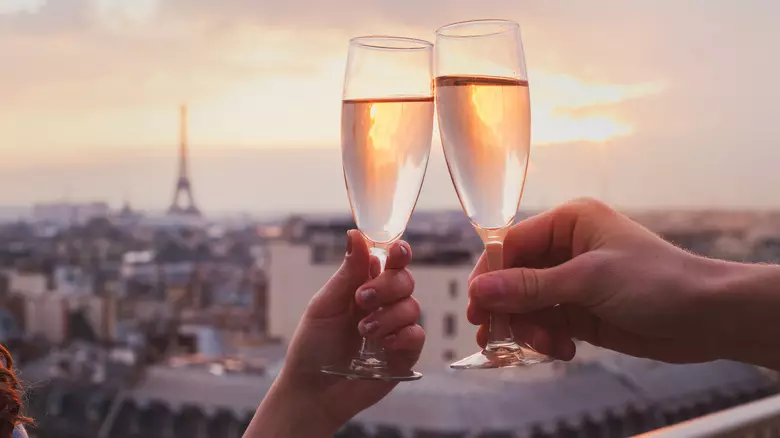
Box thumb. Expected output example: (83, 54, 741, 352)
(307, 230, 371, 318)
(469, 258, 592, 313)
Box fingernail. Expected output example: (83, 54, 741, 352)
(346, 231, 353, 255)
(399, 243, 409, 257)
(358, 288, 376, 307)
(476, 275, 505, 299)
(361, 320, 379, 336)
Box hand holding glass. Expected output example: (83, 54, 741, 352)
(435, 20, 554, 369)
(321, 36, 434, 381)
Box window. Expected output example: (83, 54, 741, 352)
(448, 279, 458, 299)
(442, 349, 456, 361)
(311, 246, 327, 264)
(444, 313, 456, 337)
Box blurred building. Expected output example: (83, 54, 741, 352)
(6, 265, 117, 345)
(116, 232, 268, 363)
(5, 210, 780, 438)
(267, 239, 481, 370)
(33, 202, 111, 227)
(75, 356, 776, 438)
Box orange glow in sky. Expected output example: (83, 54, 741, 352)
(530, 73, 663, 145)
(182, 65, 662, 149)
(0, 11, 664, 158)
(3, 0, 779, 212)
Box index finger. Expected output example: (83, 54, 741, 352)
(468, 252, 488, 284)
(470, 199, 609, 284)
(385, 240, 412, 271)
(467, 209, 557, 284)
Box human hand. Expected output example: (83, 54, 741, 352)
(467, 198, 737, 365)
(247, 230, 423, 437)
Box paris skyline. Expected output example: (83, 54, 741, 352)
(1, 1, 780, 213)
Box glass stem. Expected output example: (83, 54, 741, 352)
(356, 245, 389, 365)
(485, 241, 515, 347)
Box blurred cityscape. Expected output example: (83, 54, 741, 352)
(0, 106, 775, 438)
(2, 199, 779, 438)
(3, 1, 780, 436)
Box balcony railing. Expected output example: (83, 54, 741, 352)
(637, 393, 780, 438)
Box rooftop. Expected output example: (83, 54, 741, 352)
(93, 358, 776, 437)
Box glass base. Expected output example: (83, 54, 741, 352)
(321, 357, 422, 382)
(450, 342, 554, 370)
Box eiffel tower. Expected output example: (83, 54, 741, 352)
(167, 104, 201, 216)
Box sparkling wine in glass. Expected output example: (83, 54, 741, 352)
(435, 19, 554, 369)
(321, 36, 434, 381)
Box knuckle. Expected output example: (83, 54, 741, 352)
(560, 197, 605, 217)
(389, 325, 412, 345)
(586, 254, 609, 280)
(391, 297, 418, 319)
(403, 324, 424, 343)
(399, 240, 412, 259)
(333, 262, 352, 282)
(573, 253, 613, 301)
(397, 268, 415, 294)
(413, 325, 425, 343)
(380, 298, 419, 325)
(517, 268, 541, 308)
(575, 197, 611, 217)
(406, 297, 421, 317)
(581, 251, 608, 276)
(567, 196, 597, 208)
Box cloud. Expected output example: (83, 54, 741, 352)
(0, 0, 345, 111)
(0, 0, 93, 32)
(2, 0, 780, 210)
(0, 0, 44, 15)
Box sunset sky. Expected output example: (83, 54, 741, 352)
(1, 0, 779, 214)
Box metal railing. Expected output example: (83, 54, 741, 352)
(636, 393, 780, 438)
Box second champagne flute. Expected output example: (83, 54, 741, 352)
(435, 19, 554, 369)
(321, 36, 434, 381)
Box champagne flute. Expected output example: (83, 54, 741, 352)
(321, 36, 434, 381)
(435, 19, 553, 369)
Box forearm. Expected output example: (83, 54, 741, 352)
(244, 378, 340, 438)
(702, 258, 780, 369)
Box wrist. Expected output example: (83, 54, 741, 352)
(697, 257, 780, 368)
(246, 376, 341, 438)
